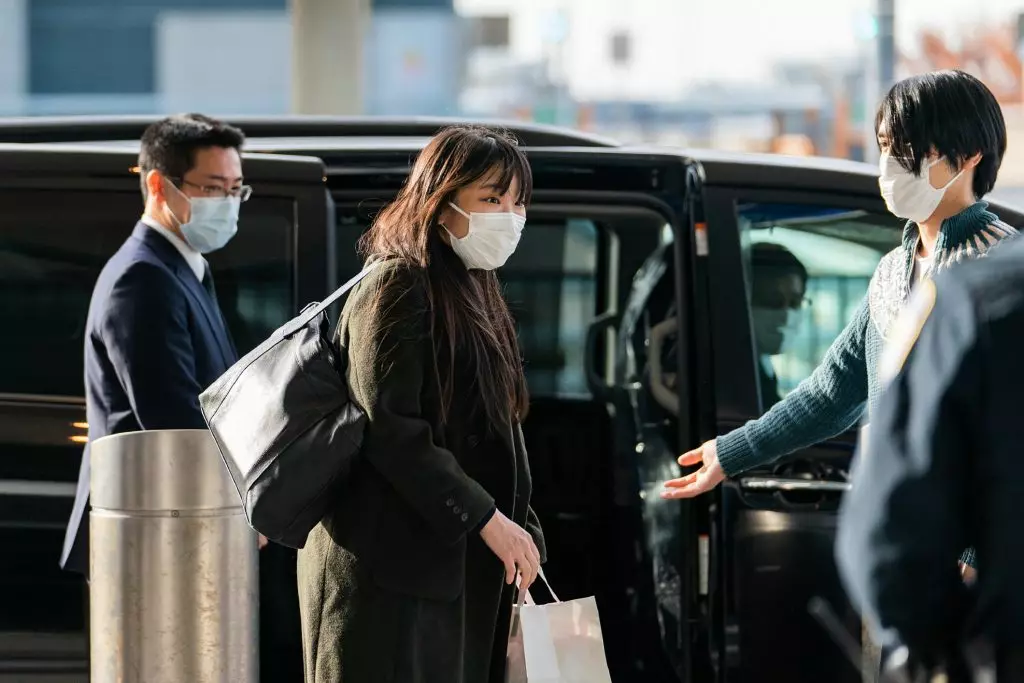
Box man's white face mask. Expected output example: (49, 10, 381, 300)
(878, 153, 963, 224)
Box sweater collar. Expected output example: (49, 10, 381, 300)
(901, 201, 996, 257)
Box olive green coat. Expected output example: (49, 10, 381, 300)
(297, 259, 546, 683)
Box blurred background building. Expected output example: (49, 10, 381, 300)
(3, 0, 1024, 200)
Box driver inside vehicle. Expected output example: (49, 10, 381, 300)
(749, 242, 809, 412)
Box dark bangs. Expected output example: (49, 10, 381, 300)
(875, 70, 1006, 197)
(456, 128, 533, 205)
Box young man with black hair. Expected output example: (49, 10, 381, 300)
(664, 68, 1018, 682)
(663, 69, 1016, 557)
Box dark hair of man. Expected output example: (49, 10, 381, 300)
(137, 113, 245, 200)
(875, 70, 1006, 198)
(751, 242, 808, 289)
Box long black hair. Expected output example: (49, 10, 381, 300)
(359, 126, 532, 428)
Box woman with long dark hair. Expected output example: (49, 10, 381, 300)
(297, 125, 545, 683)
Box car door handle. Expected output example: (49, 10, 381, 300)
(738, 476, 851, 493)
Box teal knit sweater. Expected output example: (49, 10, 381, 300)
(715, 202, 1018, 567)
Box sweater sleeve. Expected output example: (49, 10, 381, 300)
(716, 296, 872, 477)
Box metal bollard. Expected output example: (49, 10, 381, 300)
(89, 429, 258, 682)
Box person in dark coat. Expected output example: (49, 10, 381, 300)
(297, 126, 546, 683)
(836, 234, 1024, 679)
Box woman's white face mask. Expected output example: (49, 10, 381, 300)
(878, 153, 963, 223)
(444, 202, 526, 271)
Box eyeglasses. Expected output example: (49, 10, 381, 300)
(754, 291, 812, 311)
(171, 177, 252, 202)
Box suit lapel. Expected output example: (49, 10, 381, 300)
(133, 223, 236, 370)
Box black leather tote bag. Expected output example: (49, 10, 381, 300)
(199, 262, 378, 549)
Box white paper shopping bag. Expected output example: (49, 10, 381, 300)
(515, 569, 613, 683)
(506, 595, 528, 683)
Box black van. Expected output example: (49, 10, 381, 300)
(0, 117, 1020, 682)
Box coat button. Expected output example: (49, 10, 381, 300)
(446, 498, 455, 507)
(460, 513, 469, 522)
(453, 506, 461, 514)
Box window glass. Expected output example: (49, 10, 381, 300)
(209, 197, 295, 354)
(0, 189, 295, 396)
(737, 202, 903, 411)
(503, 218, 599, 396)
(333, 210, 600, 397)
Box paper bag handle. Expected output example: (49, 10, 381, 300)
(516, 567, 560, 607)
(537, 567, 559, 602)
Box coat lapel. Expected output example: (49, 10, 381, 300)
(133, 223, 236, 370)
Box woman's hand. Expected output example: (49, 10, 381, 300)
(480, 510, 542, 591)
(960, 562, 977, 585)
(661, 438, 726, 499)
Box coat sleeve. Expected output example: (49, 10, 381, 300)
(346, 271, 496, 546)
(835, 278, 977, 655)
(526, 505, 547, 565)
(98, 262, 208, 430)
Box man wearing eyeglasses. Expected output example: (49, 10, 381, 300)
(749, 242, 809, 412)
(61, 113, 254, 578)
(61, 113, 309, 680)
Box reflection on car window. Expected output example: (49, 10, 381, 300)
(737, 202, 903, 412)
(0, 189, 295, 397)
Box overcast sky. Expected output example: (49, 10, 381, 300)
(460, 0, 1024, 88)
(666, 0, 1024, 84)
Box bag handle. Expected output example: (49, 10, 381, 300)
(517, 567, 560, 607)
(537, 567, 560, 603)
(304, 260, 381, 319)
(281, 260, 381, 338)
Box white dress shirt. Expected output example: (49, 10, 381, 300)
(140, 214, 206, 282)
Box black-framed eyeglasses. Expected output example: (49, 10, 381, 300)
(753, 292, 812, 311)
(171, 177, 252, 202)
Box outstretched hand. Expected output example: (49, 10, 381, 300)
(661, 438, 726, 499)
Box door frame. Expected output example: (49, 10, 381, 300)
(698, 184, 917, 682)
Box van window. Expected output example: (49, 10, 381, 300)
(737, 202, 903, 411)
(504, 218, 599, 397)
(334, 213, 600, 398)
(0, 189, 295, 397)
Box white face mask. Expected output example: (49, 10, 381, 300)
(751, 306, 802, 356)
(167, 180, 241, 254)
(878, 153, 963, 223)
(445, 202, 525, 271)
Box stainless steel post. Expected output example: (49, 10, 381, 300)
(89, 429, 258, 683)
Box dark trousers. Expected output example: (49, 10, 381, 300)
(260, 543, 305, 682)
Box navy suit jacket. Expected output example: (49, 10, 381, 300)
(60, 222, 237, 574)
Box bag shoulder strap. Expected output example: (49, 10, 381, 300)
(301, 260, 381, 321)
